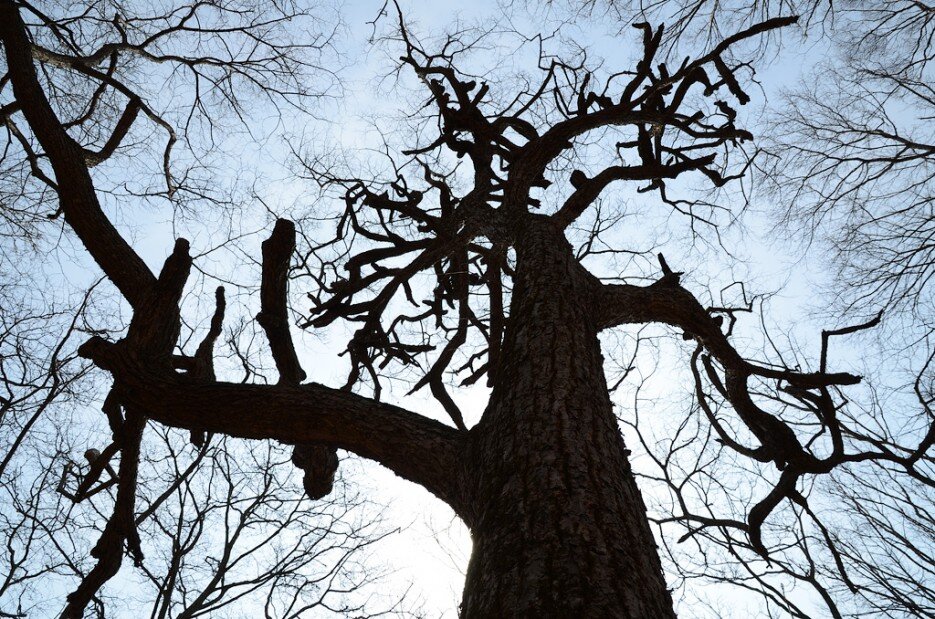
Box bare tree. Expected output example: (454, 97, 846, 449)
(129, 431, 398, 619)
(2, 0, 933, 617)
(759, 2, 935, 323)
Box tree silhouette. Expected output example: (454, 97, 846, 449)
(0, 1, 395, 617)
(1, 0, 933, 617)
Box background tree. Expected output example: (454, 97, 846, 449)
(124, 432, 396, 619)
(560, 0, 934, 327)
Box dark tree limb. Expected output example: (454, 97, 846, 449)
(60, 239, 194, 617)
(0, 0, 157, 308)
(70, 443, 120, 501)
(552, 156, 718, 228)
(596, 275, 861, 391)
(60, 408, 145, 619)
(592, 257, 896, 555)
(77, 336, 467, 515)
(258, 219, 341, 499)
(258, 219, 307, 385)
(193, 287, 226, 379)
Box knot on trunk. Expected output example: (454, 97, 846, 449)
(291, 444, 339, 500)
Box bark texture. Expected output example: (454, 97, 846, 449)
(460, 217, 674, 618)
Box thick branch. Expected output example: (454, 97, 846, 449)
(257, 219, 343, 498)
(597, 280, 861, 389)
(77, 337, 468, 516)
(83, 97, 141, 167)
(0, 1, 156, 307)
(596, 274, 866, 474)
(257, 219, 306, 385)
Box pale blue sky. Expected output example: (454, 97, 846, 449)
(5, 1, 925, 617)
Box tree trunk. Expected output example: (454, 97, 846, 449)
(461, 217, 674, 618)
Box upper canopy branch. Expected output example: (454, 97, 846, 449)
(300, 159, 507, 412)
(388, 9, 795, 224)
(0, 0, 157, 307)
(5, 0, 331, 201)
(552, 154, 719, 228)
(503, 16, 796, 213)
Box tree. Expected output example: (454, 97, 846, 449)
(3, 424, 396, 618)
(120, 432, 396, 619)
(1, 0, 932, 617)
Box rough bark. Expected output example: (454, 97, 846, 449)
(460, 216, 674, 618)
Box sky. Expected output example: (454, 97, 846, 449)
(3, 0, 923, 617)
